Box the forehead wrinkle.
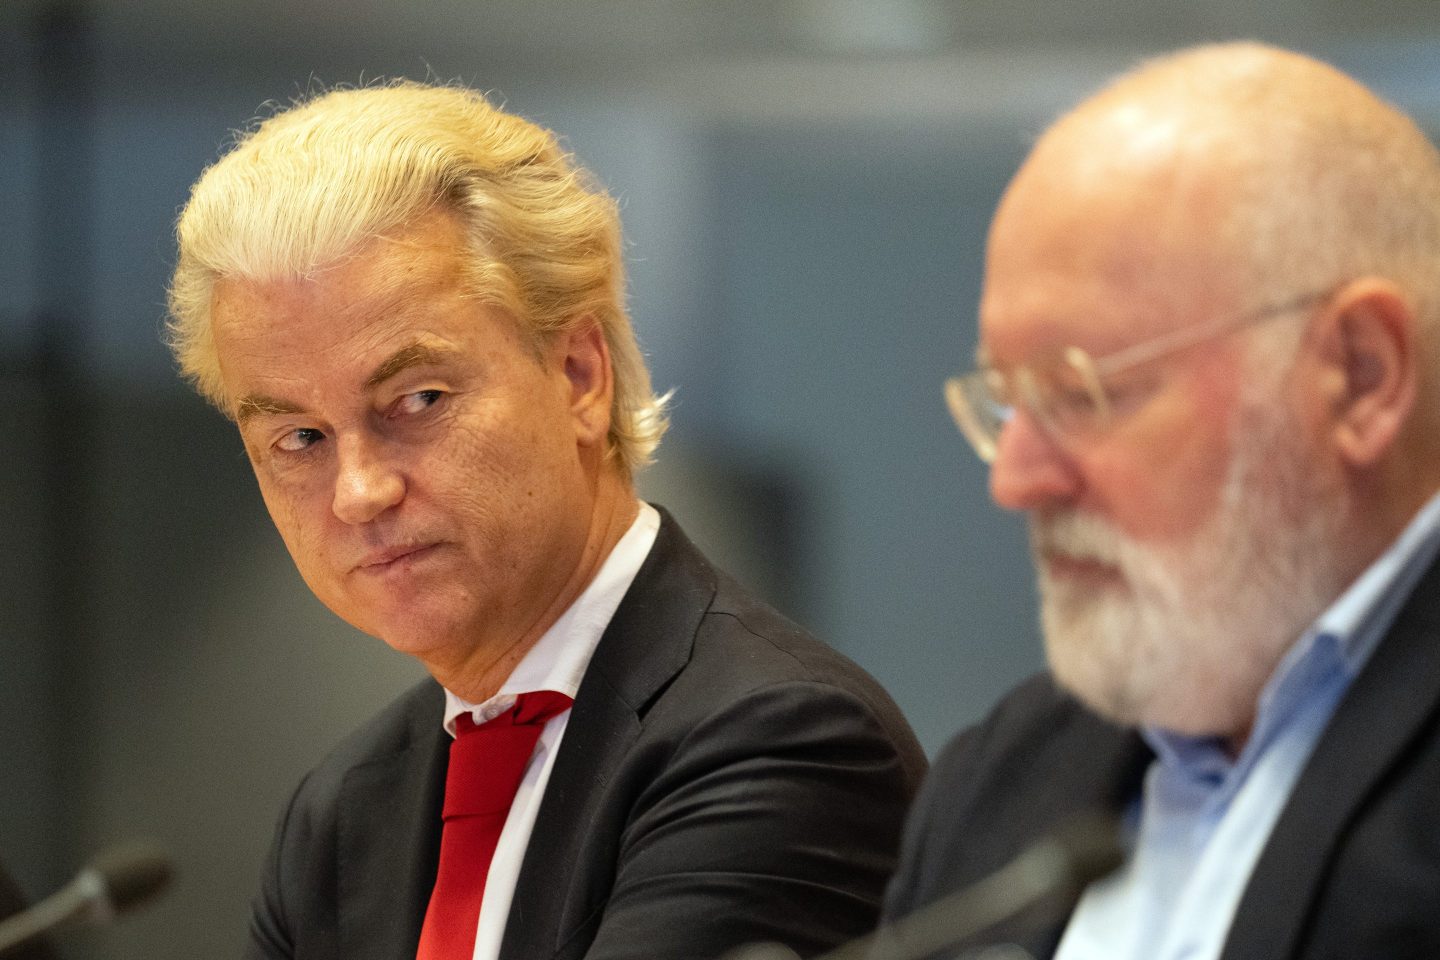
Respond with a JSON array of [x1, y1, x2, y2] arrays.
[[291, 224, 459, 340]]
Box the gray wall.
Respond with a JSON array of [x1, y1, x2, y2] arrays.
[[4, 2, 1440, 956]]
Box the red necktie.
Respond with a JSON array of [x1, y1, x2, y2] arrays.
[[416, 690, 574, 960]]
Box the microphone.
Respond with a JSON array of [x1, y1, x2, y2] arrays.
[[0, 842, 175, 957], [723, 814, 1123, 960]]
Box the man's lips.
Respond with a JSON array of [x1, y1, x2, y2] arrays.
[[1042, 551, 1122, 584], [353, 542, 440, 573]]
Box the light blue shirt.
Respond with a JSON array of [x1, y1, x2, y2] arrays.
[[1054, 491, 1440, 960]]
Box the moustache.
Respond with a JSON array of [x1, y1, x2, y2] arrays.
[[1030, 513, 1126, 567]]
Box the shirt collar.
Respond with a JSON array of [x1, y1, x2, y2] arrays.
[[440, 501, 661, 737]]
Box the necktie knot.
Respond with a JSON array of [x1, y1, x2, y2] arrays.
[[453, 689, 574, 737], [445, 691, 574, 818]]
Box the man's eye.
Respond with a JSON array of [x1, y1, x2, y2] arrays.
[[393, 389, 444, 417], [1044, 386, 1104, 431], [1096, 372, 1160, 416], [1052, 384, 1101, 412], [275, 427, 326, 453]]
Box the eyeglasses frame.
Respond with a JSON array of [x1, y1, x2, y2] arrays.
[[944, 289, 1330, 464]]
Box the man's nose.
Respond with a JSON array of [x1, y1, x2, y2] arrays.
[[331, 434, 405, 525], [988, 409, 1081, 512]]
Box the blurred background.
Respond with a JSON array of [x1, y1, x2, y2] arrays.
[[2, 0, 1439, 955]]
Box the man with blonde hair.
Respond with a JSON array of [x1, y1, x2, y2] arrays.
[[883, 43, 1440, 959], [170, 81, 924, 960]]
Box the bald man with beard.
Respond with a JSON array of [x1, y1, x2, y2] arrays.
[[882, 42, 1440, 960]]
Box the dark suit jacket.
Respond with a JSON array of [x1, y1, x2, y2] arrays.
[[246, 512, 927, 960], [883, 552, 1440, 960]]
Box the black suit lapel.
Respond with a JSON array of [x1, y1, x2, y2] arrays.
[[994, 723, 1150, 959], [900, 676, 1149, 960], [337, 694, 449, 960], [1222, 553, 1440, 960], [499, 511, 710, 959]]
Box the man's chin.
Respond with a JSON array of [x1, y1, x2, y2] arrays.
[[1041, 593, 1202, 731], [1051, 664, 1203, 732], [1048, 634, 1261, 738], [1046, 642, 1145, 726], [327, 605, 453, 661], [375, 623, 458, 660]]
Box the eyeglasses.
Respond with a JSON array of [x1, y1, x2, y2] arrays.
[[944, 290, 1328, 464]]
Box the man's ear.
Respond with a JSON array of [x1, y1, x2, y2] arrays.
[[1315, 278, 1418, 468], [557, 319, 613, 448]]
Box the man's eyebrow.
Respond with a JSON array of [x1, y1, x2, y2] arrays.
[[233, 343, 459, 423], [235, 394, 305, 424], [365, 342, 460, 388]]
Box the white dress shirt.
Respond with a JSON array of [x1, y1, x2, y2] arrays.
[[438, 502, 660, 960]]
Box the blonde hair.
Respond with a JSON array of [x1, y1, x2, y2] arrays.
[[168, 81, 668, 474]]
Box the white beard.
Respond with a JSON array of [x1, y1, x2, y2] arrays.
[[1034, 392, 1347, 737]]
